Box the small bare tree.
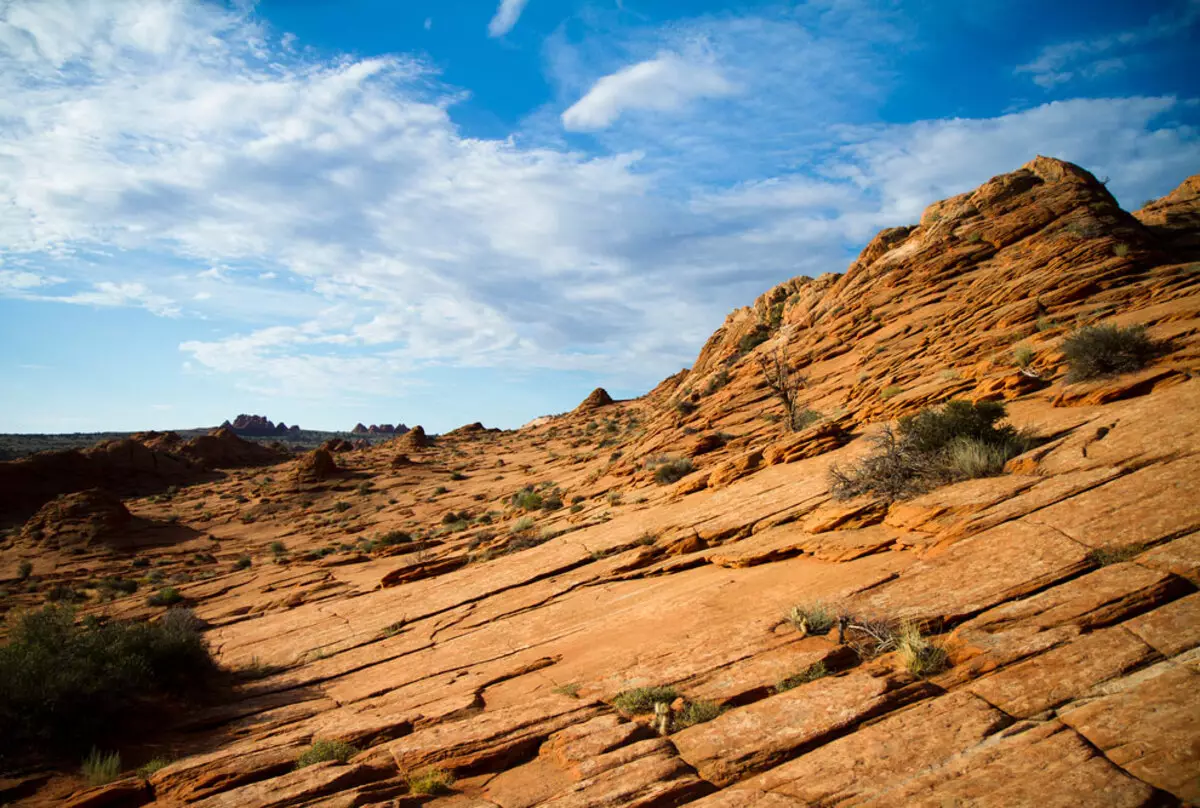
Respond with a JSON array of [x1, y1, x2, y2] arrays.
[[757, 347, 808, 431]]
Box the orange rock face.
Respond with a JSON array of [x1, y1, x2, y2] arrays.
[[3, 158, 1199, 806]]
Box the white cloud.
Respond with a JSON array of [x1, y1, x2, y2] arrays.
[[424, 18, 433, 31], [561, 53, 736, 131], [488, 0, 529, 38], [0, 1, 1196, 403], [1016, 1, 1199, 88]]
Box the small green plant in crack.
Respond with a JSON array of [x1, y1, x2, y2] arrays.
[[776, 660, 829, 692], [1086, 543, 1148, 566], [673, 699, 723, 730], [296, 739, 358, 769], [552, 682, 581, 698], [137, 757, 173, 778], [406, 767, 455, 796], [612, 685, 678, 714]]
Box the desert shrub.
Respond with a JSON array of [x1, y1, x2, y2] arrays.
[[652, 457, 695, 485], [786, 602, 836, 635], [333, 501, 352, 513], [791, 408, 822, 431], [449, 471, 467, 481], [296, 739, 358, 769], [17, 560, 32, 580], [612, 685, 678, 714], [569, 503, 584, 513], [674, 700, 723, 730], [830, 400, 1033, 501], [510, 516, 535, 534], [1113, 243, 1130, 257], [896, 622, 949, 677], [432, 486, 448, 496], [776, 660, 828, 692], [675, 399, 698, 417], [880, 385, 904, 399], [407, 767, 455, 795], [511, 487, 543, 510], [377, 530, 412, 547], [82, 748, 121, 785], [704, 369, 730, 396], [1013, 345, 1034, 369], [146, 587, 184, 607], [0, 606, 216, 760], [233, 556, 252, 571], [738, 326, 770, 354], [553, 682, 580, 698], [269, 541, 286, 556], [1061, 324, 1156, 382]]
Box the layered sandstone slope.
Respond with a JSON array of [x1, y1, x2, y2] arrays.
[[2, 158, 1199, 807]]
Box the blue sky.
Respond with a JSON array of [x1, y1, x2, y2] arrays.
[[1, 0, 1197, 434]]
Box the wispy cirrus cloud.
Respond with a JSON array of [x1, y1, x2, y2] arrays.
[[488, 0, 530, 37], [1015, 0, 1199, 88]]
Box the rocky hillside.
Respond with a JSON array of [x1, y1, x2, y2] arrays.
[[1, 157, 1197, 807]]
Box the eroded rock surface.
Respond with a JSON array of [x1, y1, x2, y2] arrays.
[[3, 159, 1198, 806]]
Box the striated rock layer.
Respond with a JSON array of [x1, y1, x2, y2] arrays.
[[2, 158, 1199, 806]]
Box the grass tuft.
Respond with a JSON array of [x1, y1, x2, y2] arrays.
[[896, 622, 949, 677], [295, 739, 358, 769], [407, 767, 455, 795], [776, 660, 829, 692], [81, 748, 121, 786], [612, 685, 678, 714], [1061, 324, 1156, 382], [786, 602, 836, 635]]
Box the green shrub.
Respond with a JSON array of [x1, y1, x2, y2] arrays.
[[675, 399, 697, 417], [1013, 345, 1034, 369], [776, 660, 829, 691], [791, 408, 822, 431], [510, 516, 535, 534], [0, 606, 216, 760], [552, 683, 580, 698], [269, 541, 286, 556], [432, 486, 448, 496], [674, 700, 723, 729], [739, 327, 770, 354], [407, 767, 454, 795], [704, 369, 730, 396], [830, 400, 1033, 500], [1061, 324, 1156, 382], [652, 457, 695, 485], [880, 385, 904, 399], [356, 482, 372, 495], [233, 556, 252, 571], [333, 501, 352, 513], [17, 560, 32, 580], [377, 530, 412, 547], [295, 739, 358, 769], [1113, 243, 1130, 257], [511, 487, 543, 510], [82, 748, 121, 785], [146, 587, 184, 607], [612, 686, 678, 714], [1086, 543, 1147, 566]]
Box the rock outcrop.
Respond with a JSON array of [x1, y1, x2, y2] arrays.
[[19, 489, 132, 547], [576, 387, 615, 412], [5, 159, 1199, 807]]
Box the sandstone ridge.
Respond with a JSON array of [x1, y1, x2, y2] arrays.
[[2, 157, 1198, 806]]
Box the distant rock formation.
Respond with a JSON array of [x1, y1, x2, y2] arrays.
[[296, 448, 338, 481], [576, 387, 615, 412], [353, 423, 410, 434], [221, 414, 300, 436], [394, 425, 430, 451]]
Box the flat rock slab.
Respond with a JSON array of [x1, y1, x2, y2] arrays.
[[535, 742, 714, 807], [684, 638, 850, 706], [708, 523, 895, 567], [1030, 453, 1200, 549], [1123, 592, 1200, 657], [695, 691, 1010, 806], [188, 762, 382, 808], [967, 626, 1156, 719], [1138, 531, 1200, 584], [854, 721, 1156, 808], [959, 560, 1185, 635], [851, 519, 1091, 623], [1060, 660, 1200, 803], [672, 670, 933, 787], [379, 697, 599, 775]]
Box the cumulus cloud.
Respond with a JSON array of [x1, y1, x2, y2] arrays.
[[488, 0, 529, 38], [561, 53, 736, 131]]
